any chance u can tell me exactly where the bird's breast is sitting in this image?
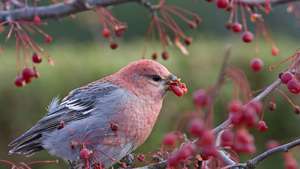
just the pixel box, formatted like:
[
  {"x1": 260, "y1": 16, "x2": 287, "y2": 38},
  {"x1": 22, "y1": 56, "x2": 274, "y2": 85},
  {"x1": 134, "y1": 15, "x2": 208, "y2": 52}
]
[{"x1": 114, "y1": 97, "x2": 163, "y2": 147}]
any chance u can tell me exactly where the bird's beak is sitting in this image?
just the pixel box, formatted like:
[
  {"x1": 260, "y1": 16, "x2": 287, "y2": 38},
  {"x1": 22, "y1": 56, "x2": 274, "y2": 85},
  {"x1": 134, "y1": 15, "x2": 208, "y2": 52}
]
[{"x1": 167, "y1": 74, "x2": 179, "y2": 83}]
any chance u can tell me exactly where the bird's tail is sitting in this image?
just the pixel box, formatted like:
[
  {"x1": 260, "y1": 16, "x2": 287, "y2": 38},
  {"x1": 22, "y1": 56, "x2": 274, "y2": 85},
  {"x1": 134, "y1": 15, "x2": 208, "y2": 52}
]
[{"x1": 8, "y1": 129, "x2": 44, "y2": 156}]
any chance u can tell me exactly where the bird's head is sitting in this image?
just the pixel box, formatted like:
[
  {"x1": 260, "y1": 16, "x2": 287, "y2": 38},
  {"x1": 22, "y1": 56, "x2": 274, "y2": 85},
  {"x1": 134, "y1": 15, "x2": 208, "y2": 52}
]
[{"x1": 115, "y1": 59, "x2": 187, "y2": 99}]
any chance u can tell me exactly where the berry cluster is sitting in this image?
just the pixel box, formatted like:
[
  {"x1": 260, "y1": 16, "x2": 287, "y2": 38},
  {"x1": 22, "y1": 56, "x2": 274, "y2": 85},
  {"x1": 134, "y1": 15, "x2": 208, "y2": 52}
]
[
  {"x1": 96, "y1": 7, "x2": 127, "y2": 50},
  {"x1": 280, "y1": 71, "x2": 300, "y2": 94},
  {"x1": 145, "y1": 0, "x2": 201, "y2": 60},
  {"x1": 168, "y1": 80, "x2": 188, "y2": 97},
  {"x1": 207, "y1": 0, "x2": 279, "y2": 56},
  {"x1": 0, "y1": 13, "x2": 53, "y2": 87}
]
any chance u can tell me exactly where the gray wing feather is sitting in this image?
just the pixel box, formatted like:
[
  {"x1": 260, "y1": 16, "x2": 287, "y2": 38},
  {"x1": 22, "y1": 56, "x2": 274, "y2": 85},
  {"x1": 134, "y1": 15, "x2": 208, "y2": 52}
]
[{"x1": 8, "y1": 82, "x2": 119, "y2": 154}]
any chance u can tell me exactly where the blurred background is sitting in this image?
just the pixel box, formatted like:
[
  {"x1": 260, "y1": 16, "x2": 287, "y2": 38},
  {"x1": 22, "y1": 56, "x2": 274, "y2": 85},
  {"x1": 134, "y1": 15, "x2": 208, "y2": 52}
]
[{"x1": 0, "y1": 0, "x2": 300, "y2": 168}]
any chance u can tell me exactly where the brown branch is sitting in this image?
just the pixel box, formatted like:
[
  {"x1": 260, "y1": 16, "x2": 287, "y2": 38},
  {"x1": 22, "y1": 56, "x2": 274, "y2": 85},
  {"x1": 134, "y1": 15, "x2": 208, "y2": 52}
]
[
  {"x1": 237, "y1": 0, "x2": 300, "y2": 6},
  {"x1": 0, "y1": 0, "x2": 139, "y2": 21},
  {"x1": 0, "y1": 0, "x2": 299, "y2": 22},
  {"x1": 244, "y1": 137, "x2": 300, "y2": 169}
]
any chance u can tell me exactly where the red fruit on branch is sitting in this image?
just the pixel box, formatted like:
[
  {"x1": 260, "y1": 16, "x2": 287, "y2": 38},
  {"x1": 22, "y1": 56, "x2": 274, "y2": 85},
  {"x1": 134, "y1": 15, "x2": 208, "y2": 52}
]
[
  {"x1": 228, "y1": 100, "x2": 242, "y2": 113},
  {"x1": 242, "y1": 31, "x2": 254, "y2": 43},
  {"x1": 193, "y1": 89, "x2": 210, "y2": 108},
  {"x1": 216, "y1": 0, "x2": 229, "y2": 9},
  {"x1": 110, "y1": 42, "x2": 118, "y2": 50},
  {"x1": 102, "y1": 28, "x2": 111, "y2": 38},
  {"x1": 220, "y1": 129, "x2": 234, "y2": 147},
  {"x1": 44, "y1": 35, "x2": 53, "y2": 44},
  {"x1": 231, "y1": 23, "x2": 242, "y2": 33},
  {"x1": 14, "y1": 76, "x2": 25, "y2": 87},
  {"x1": 161, "y1": 51, "x2": 169, "y2": 60},
  {"x1": 250, "y1": 58, "x2": 263, "y2": 72},
  {"x1": 32, "y1": 53, "x2": 42, "y2": 63},
  {"x1": 287, "y1": 79, "x2": 300, "y2": 94},
  {"x1": 257, "y1": 120, "x2": 268, "y2": 132},
  {"x1": 271, "y1": 46, "x2": 280, "y2": 56},
  {"x1": 197, "y1": 130, "x2": 215, "y2": 147},
  {"x1": 184, "y1": 37, "x2": 193, "y2": 46},
  {"x1": 188, "y1": 119, "x2": 205, "y2": 137},
  {"x1": 22, "y1": 67, "x2": 36, "y2": 83},
  {"x1": 162, "y1": 132, "x2": 177, "y2": 146},
  {"x1": 33, "y1": 15, "x2": 42, "y2": 25},
  {"x1": 280, "y1": 72, "x2": 294, "y2": 84}
]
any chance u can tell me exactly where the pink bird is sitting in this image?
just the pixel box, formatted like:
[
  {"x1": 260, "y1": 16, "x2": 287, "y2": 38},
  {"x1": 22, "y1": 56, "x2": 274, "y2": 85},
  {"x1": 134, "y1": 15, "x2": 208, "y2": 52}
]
[{"x1": 8, "y1": 59, "x2": 187, "y2": 169}]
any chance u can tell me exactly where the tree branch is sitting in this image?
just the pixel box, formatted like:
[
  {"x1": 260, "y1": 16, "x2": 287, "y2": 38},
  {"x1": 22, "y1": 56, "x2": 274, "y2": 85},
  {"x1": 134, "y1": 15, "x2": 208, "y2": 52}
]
[
  {"x1": 237, "y1": 0, "x2": 300, "y2": 6},
  {"x1": 0, "y1": 0, "x2": 299, "y2": 22},
  {"x1": 245, "y1": 137, "x2": 300, "y2": 169},
  {"x1": 0, "y1": 0, "x2": 139, "y2": 21}
]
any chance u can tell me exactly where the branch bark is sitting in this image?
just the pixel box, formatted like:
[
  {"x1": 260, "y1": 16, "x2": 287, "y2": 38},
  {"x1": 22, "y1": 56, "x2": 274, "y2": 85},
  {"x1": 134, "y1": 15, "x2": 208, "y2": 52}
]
[
  {"x1": 0, "y1": 0, "x2": 299, "y2": 22},
  {"x1": 0, "y1": 0, "x2": 138, "y2": 21},
  {"x1": 245, "y1": 137, "x2": 300, "y2": 169}
]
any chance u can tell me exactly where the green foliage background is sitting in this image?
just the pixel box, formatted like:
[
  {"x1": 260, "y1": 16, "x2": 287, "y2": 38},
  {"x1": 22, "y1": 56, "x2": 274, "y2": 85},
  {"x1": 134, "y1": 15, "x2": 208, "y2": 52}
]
[{"x1": 0, "y1": 1, "x2": 300, "y2": 169}]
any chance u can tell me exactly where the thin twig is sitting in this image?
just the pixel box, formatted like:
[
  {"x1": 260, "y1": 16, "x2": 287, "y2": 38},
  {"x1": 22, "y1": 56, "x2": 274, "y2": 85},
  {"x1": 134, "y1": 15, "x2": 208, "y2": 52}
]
[{"x1": 0, "y1": 0, "x2": 298, "y2": 22}]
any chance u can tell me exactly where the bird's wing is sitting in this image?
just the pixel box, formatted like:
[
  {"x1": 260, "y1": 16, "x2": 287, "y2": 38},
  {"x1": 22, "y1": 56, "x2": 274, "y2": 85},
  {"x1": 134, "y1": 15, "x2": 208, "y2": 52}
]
[{"x1": 8, "y1": 81, "x2": 120, "y2": 149}]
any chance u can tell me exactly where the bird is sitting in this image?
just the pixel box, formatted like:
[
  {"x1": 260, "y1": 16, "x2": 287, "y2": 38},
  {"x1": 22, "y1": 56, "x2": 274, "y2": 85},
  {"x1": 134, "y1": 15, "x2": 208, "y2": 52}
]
[{"x1": 8, "y1": 59, "x2": 187, "y2": 169}]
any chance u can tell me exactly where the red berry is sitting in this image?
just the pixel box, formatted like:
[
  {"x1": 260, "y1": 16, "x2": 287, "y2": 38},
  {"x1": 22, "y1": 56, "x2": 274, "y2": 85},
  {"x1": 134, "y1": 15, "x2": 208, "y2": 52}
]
[
  {"x1": 220, "y1": 130, "x2": 234, "y2": 147},
  {"x1": 137, "y1": 154, "x2": 145, "y2": 162},
  {"x1": 193, "y1": 89, "x2": 210, "y2": 108},
  {"x1": 280, "y1": 72, "x2": 293, "y2": 84},
  {"x1": 242, "y1": 31, "x2": 254, "y2": 43},
  {"x1": 228, "y1": 100, "x2": 242, "y2": 112},
  {"x1": 201, "y1": 146, "x2": 218, "y2": 159},
  {"x1": 216, "y1": 0, "x2": 229, "y2": 8},
  {"x1": 188, "y1": 119, "x2": 205, "y2": 137},
  {"x1": 231, "y1": 23, "x2": 242, "y2": 33},
  {"x1": 32, "y1": 53, "x2": 42, "y2": 63},
  {"x1": 102, "y1": 28, "x2": 111, "y2": 38},
  {"x1": 14, "y1": 76, "x2": 25, "y2": 87},
  {"x1": 114, "y1": 25, "x2": 126, "y2": 37},
  {"x1": 250, "y1": 58, "x2": 263, "y2": 72},
  {"x1": 248, "y1": 101, "x2": 263, "y2": 115},
  {"x1": 169, "y1": 84, "x2": 184, "y2": 97},
  {"x1": 197, "y1": 130, "x2": 215, "y2": 147},
  {"x1": 151, "y1": 52, "x2": 158, "y2": 60},
  {"x1": 33, "y1": 15, "x2": 42, "y2": 25},
  {"x1": 242, "y1": 107, "x2": 257, "y2": 127},
  {"x1": 184, "y1": 37, "x2": 192, "y2": 46},
  {"x1": 44, "y1": 35, "x2": 53, "y2": 44},
  {"x1": 287, "y1": 79, "x2": 300, "y2": 94},
  {"x1": 230, "y1": 111, "x2": 243, "y2": 125},
  {"x1": 271, "y1": 46, "x2": 280, "y2": 56},
  {"x1": 79, "y1": 147, "x2": 92, "y2": 159},
  {"x1": 162, "y1": 132, "x2": 177, "y2": 146},
  {"x1": 176, "y1": 143, "x2": 195, "y2": 160},
  {"x1": 161, "y1": 51, "x2": 169, "y2": 60},
  {"x1": 110, "y1": 42, "x2": 118, "y2": 49},
  {"x1": 257, "y1": 120, "x2": 268, "y2": 132},
  {"x1": 22, "y1": 67, "x2": 36, "y2": 82}
]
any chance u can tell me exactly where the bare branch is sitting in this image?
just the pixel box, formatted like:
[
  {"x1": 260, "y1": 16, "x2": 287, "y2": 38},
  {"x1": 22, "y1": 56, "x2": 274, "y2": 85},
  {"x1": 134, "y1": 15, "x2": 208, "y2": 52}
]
[
  {"x1": 0, "y1": 0, "x2": 299, "y2": 22},
  {"x1": 237, "y1": 0, "x2": 300, "y2": 6},
  {"x1": 245, "y1": 137, "x2": 300, "y2": 169},
  {"x1": 0, "y1": 0, "x2": 139, "y2": 21}
]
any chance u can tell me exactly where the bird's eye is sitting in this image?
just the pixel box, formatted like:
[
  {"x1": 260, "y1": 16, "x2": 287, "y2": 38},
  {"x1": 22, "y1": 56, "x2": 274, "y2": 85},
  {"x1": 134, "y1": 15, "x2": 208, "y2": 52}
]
[{"x1": 151, "y1": 75, "x2": 162, "y2": 82}]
